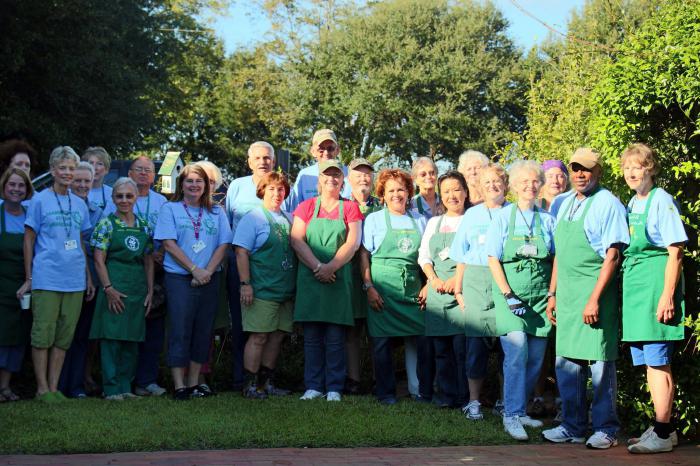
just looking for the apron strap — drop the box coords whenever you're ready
[507,204,517,240]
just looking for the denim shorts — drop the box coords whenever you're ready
[629,341,674,367]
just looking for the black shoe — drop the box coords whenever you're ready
[379,397,398,406]
[243,385,268,400]
[196,384,215,397]
[344,378,361,395]
[173,387,190,401]
[189,385,207,398]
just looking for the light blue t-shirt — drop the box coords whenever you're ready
[486,204,556,260]
[88,184,115,213]
[25,189,91,292]
[410,194,440,220]
[450,202,509,266]
[287,163,352,211]
[555,187,630,258]
[224,175,263,235]
[362,209,427,255]
[628,188,687,247]
[548,190,573,218]
[154,202,233,275]
[0,200,27,234]
[232,207,292,254]
[135,190,168,239]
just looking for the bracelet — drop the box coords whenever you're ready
[103,284,112,291]
[547,291,556,298]
[313,262,322,273]
[189,264,197,273]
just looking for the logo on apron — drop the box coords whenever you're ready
[124,235,140,251]
[397,236,414,253]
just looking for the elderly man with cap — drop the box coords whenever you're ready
[542,148,629,449]
[287,129,351,211]
[345,158,381,393]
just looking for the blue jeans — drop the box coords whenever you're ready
[58,298,95,397]
[431,336,459,406]
[500,331,548,417]
[135,314,165,387]
[372,335,431,401]
[303,322,346,392]
[555,357,620,437]
[226,252,246,388]
[465,336,503,380]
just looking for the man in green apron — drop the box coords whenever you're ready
[542,148,629,449]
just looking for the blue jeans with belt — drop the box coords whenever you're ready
[500,331,548,417]
[303,322,346,393]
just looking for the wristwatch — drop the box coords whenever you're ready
[362,282,374,292]
[240,281,250,287]
[503,291,515,299]
[547,291,556,298]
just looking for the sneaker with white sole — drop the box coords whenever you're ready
[299,389,324,400]
[462,400,484,420]
[627,426,678,447]
[628,429,673,454]
[104,394,124,401]
[542,425,585,444]
[326,391,342,401]
[134,383,166,397]
[492,399,505,417]
[518,415,543,428]
[586,431,618,449]
[503,416,528,441]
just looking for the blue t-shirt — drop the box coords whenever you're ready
[135,190,168,236]
[555,188,630,258]
[25,189,91,292]
[486,204,556,260]
[225,175,263,235]
[628,188,687,247]
[154,202,233,275]
[232,207,292,254]
[362,209,427,255]
[0,200,27,234]
[548,190,573,218]
[450,202,509,266]
[410,194,440,220]
[88,184,115,213]
[286,163,352,211]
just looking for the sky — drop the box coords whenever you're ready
[211,0,587,54]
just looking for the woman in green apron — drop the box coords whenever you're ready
[620,144,687,454]
[234,172,296,399]
[419,171,468,407]
[359,169,428,405]
[291,160,363,402]
[453,163,509,420]
[90,178,154,400]
[486,160,556,441]
[411,157,439,220]
[0,168,33,401]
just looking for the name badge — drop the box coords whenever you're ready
[64,239,78,251]
[438,247,450,261]
[517,243,538,257]
[478,234,487,245]
[192,240,206,253]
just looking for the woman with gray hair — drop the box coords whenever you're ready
[89,177,154,400]
[485,159,557,440]
[458,150,489,205]
[18,146,94,402]
[410,157,439,219]
[83,146,114,213]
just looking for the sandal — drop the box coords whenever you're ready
[0,388,19,402]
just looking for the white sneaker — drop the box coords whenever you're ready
[518,415,543,428]
[586,431,618,449]
[628,429,673,454]
[299,389,324,400]
[541,425,585,444]
[462,400,483,420]
[627,426,678,447]
[134,383,166,397]
[121,392,140,399]
[326,391,342,402]
[104,394,124,401]
[503,416,528,441]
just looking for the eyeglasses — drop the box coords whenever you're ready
[114,193,135,200]
[317,145,337,153]
[130,167,153,174]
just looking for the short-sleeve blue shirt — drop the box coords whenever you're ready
[450,202,509,266]
[286,163,352,211]
[362,209,427,255]
[88,184,115,213]
[135,190,168,236]
[224,175,263,235]
[485,205,556,260]
[232,207,292,254]
[0,200,27,234]
[628,188,687,247]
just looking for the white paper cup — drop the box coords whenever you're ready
[20,293,31,310]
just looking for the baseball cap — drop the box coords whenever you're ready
[319,159,343,174]
[312,129,338,147]
[349,158,374,171]
[568,148,601,170]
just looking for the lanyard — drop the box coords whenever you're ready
[99,185,106,208]
[53,189,73,237]
[516,206,535,239]
[136,194,150,223]
[182,202,203,240]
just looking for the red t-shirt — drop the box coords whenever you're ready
[293,197,364,225]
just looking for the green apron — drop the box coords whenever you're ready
[90,215,150,342]
[493,205,552,337]
[425,215,464,336]
[622,188,684,341]
[367,209,424,337]
[0,205,31,346]
[350,196,381,319]
[554,190,619,361]
[294,198,353,326]
[462,265,497,337]
[250,209,297,302]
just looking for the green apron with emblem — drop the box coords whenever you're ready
[622,188,684,341]
[294,198,353,326]
[350,196,381,319]
[0,205,31,346]
[554,190,619,361]
[493,205,552,337]
[249,209,297,302]
[425,215,464,336]
[90,215,150,342]
[367,208,424,337]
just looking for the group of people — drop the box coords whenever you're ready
[0,130,687,455]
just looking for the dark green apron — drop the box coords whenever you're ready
[425,215,464,336]
[294,198,353,326]
[367,209,424,337]
[554,191,619,361]
[622,188,684,341]
[493,205,552,337]
[250,209,297,302]
[350,196,381,319]
[90,215,150,342]
[0,205,31,346]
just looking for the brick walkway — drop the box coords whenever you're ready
[1,444,698,466]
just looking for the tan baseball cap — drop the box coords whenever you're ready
[569,148,601,170]
[319,159,343,174]
[348,158,373,171]
[312,128,338,147]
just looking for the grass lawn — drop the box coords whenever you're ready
[0,393,543,454]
